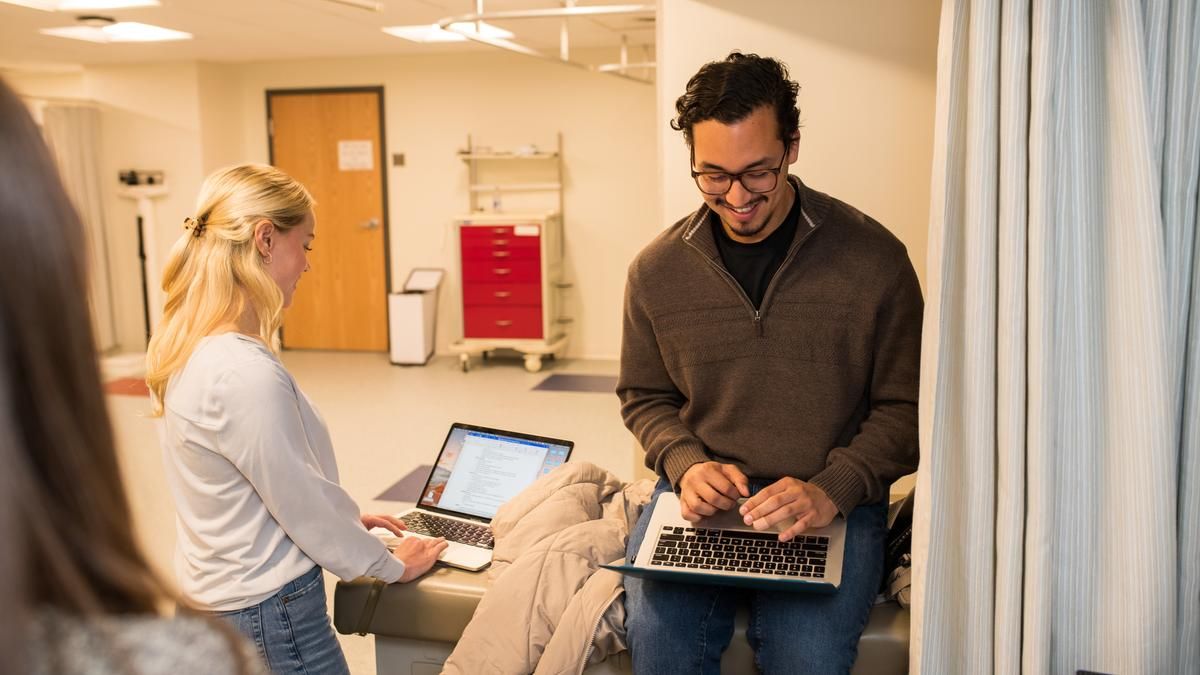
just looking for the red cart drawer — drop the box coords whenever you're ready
[460,225,540,243]
[461,245,540,261]
[461,230,541,249]
[461,259,541,283]
[461,225,518,237]
[464,306,543,339]
[463,283,542,307]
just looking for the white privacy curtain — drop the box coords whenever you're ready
[42,104,117,352]
[912,1,1199,674]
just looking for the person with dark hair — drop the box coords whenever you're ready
[0,76,266,675]
[617,52,923,673]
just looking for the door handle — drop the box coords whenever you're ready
[492,239,510,246]
[493,291,512,299]
[359,218,381,230]
[492,251,511,258]
[495,320,513,327]
[493,268,512,275]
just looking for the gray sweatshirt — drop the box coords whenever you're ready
[26,612,268,675]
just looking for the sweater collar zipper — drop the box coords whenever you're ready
[755,215,820,328]
[682,194,821,336]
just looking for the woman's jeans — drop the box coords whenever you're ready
[624,478,888,675]
[210,566,350,675]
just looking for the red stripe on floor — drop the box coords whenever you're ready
[104,378,150,397]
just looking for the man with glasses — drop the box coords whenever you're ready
[617,52,923,674]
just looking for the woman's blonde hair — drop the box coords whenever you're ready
[146,164,313,415]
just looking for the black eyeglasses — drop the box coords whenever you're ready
[690,144,789,196]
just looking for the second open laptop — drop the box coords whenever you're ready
[604,491,847,592]
[376,422,573,571]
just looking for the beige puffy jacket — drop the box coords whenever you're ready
[442,462,654,675]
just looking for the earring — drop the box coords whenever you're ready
[263,252,273,264]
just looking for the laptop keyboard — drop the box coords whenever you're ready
[403,511,494,549]
[648,526,829,578]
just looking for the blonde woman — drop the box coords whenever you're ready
[147,164,446,675]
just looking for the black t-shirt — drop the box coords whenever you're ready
[712,190,801,309]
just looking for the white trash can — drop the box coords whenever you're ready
[388,268,443,366]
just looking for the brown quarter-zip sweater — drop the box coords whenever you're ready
[617,177,923,516]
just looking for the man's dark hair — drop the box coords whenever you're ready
[671,52,800,148]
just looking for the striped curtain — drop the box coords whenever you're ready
[911,1,1199,674]
[42,104,118,353]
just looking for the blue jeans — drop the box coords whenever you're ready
[624,478,887,675]
[210,566,350,675]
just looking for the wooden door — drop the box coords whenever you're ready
[268,88,389,351]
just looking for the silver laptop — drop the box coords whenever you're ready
[604,491,847,592]
[373,423,573,571]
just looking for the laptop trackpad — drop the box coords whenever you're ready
[696,498,797,534]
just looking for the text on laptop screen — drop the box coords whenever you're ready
[419,428,570,519]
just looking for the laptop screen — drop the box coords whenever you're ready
[418,423,574,520]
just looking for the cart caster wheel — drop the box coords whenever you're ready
[524,354,543,373]
[459,354,471,373]
[481,351,490,362]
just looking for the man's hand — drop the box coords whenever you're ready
[392,535,449,582]
[678,461,750,521]
[738,477,837,542]
[361,513,407,536]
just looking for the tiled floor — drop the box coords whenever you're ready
[108,351,632,675]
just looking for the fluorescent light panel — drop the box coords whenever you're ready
[0,0,160,9]
[41,21,191,42]
[382,21,513,44]
[40,25,109,42]
[0,0,58,9]
[59,0,159,9]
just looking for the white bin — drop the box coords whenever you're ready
[388,269,443,365]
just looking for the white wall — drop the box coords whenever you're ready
[7,53,655,359]
[658,0,941,287]
[230,51,657,359]
[83,62,207,351]
[5,63,205,352]
[197,62,246,174]
[5,69,85,128]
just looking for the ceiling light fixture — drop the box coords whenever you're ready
[0,0,160,9]
[382,21,513,44]
[0,0,57,8]
[41,15,191,43]
[58,0,159,9]
[433,3,657,84]
[320,0,380,11]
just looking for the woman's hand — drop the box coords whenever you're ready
[392,535,449,582]
[361,513,407,536]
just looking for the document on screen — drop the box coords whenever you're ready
[437,432,550,518]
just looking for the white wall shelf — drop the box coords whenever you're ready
[460,133,564,217]
[452,134,570,372]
